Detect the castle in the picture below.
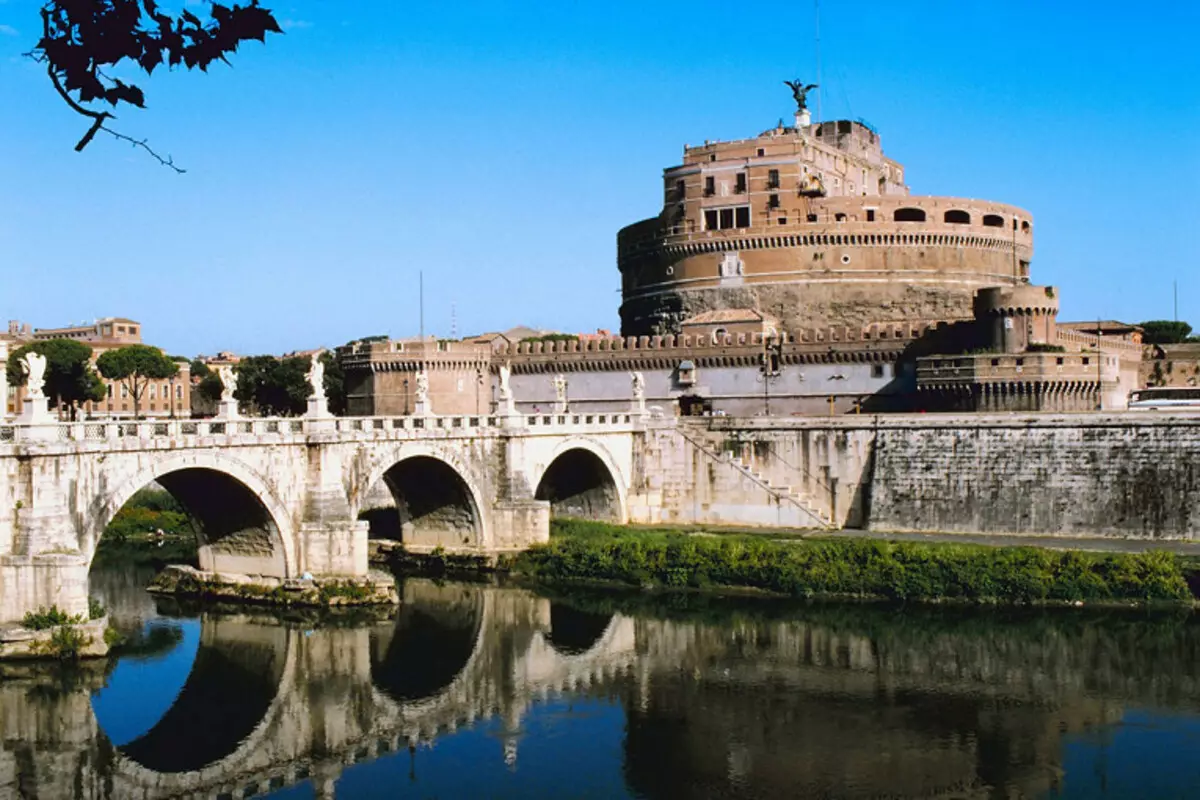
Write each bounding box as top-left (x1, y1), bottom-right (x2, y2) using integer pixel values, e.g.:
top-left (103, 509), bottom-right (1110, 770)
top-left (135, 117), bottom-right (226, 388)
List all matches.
top-left (342, 90), bottom-right (1140, 417)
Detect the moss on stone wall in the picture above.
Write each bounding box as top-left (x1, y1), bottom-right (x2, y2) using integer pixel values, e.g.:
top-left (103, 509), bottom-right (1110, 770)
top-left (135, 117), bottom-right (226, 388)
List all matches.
top-left (510, 520), bottom-right (1192, 605)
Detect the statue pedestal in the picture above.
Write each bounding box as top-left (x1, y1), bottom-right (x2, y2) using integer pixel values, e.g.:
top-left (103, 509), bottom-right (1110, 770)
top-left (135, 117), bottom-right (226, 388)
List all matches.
top-left (413, 401), bottom-right (432, 417)
top-left (216, 399), bottom-right (240, 420)
top-left (307, 397), bottom-right (330, 419)
top-left (18, 396), bottom-right (52, 426)
top-left (795, 109), bottom-right (811, 127)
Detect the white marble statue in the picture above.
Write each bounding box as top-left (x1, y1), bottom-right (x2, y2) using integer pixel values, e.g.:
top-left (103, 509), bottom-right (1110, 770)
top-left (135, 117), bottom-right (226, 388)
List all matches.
top-left (307, 351), bottom-right (326, 401)
top-left (415, 370), bottom-right (429, 405)
top-left (553, 373), bottom-right (568, 412)
top-left (218, 365), bottom-right (236, 403)
top-left (630, 371), bottom-right (645, 401)
top-left (498, 363), bottom-right (513, 400)
top-left (22, 352), bottom-right (47, 400)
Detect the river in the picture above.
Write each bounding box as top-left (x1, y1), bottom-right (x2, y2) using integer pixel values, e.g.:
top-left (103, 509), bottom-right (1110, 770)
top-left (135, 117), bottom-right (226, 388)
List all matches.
top-left (4, 564), bottom-right (1200, 799)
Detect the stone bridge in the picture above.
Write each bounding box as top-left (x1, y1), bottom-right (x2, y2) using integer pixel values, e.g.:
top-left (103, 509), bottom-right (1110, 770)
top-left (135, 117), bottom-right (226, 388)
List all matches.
top-left (0, 412), bottom-right (646, 624)
top-left (0, 580), bottom-right (638, 800)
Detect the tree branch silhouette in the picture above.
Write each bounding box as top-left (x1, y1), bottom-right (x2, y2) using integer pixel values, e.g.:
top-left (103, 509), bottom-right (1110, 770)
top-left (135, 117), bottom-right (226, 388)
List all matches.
top-left (28, 0), bottom-right (282, 171)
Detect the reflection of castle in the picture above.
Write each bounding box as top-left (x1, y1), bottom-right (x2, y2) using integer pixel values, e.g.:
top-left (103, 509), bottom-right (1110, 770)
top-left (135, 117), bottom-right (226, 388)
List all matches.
top-left (343, 90), bottom-right (1141, 416)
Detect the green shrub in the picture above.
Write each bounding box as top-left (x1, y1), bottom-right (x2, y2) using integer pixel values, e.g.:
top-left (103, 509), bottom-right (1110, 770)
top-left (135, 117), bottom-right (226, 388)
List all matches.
top-left (511, 522), bottom-right (1192, 606)
top-left (22, 606), bottom-right (84, 630)
top-left (88, 597), bottom-right (106, 620)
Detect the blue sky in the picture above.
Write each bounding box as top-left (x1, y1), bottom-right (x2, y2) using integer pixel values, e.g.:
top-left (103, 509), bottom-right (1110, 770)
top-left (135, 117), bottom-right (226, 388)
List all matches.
top-left (2, 1), bottom-right (1197, 356)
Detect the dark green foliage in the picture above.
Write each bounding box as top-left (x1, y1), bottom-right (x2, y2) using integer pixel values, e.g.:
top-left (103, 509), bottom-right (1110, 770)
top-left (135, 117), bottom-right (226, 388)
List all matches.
top-left (1025, 343), bottom-right (1066, 353)
top-left (513, 521), bottom-right (1192, 605)
top-left (44, 626), bottom-right (90, 660)
top-left (6, 339), bottom-right (106, 419)
top-left (94, 488), bottom-right (199, 566)
top-left (189, 359), bottom-right (212, 379)
top-left (231, 353), bottom-right (346, 416)
top-left (233, 355), bottom-right (308, 416)
top-left (96, 345), bottom-right (179, 419)
top-left (197, 372), bottom-right (224, 403)
top-left (28, 0), bottom-right (281, 156)
top-left (519, 333), bottom-right (580, 344)
top-left (88, 597), bottom-right (106, 620)
top-left (1140, 320), bottom-right (1193, 345)
top-left (22, 606), bottom-right (84, 630)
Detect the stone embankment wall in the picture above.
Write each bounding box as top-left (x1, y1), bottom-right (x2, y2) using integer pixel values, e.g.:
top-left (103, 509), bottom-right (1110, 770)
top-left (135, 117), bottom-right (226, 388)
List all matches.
top-left (659, 414), bottom-right (1200, 539)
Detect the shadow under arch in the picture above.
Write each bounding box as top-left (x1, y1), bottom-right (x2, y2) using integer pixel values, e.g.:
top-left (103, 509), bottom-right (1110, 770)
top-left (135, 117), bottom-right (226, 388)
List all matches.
top-left (370, 581), bottom-right (485, 704)
top-left (535, 446), bottom-right (623, 522)
top-left (97, 616), bottom-right (290, 775)
top-left (372, 455), bottom-right (484, 549)
top-left (90, 456), bottom-right (294, 579)
top-left (546, 602), bottom-right (615, 656)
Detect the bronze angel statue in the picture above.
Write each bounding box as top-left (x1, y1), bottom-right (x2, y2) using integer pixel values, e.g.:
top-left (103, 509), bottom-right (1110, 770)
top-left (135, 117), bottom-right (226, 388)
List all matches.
top-left (784, 79), bottom-right (818, 111)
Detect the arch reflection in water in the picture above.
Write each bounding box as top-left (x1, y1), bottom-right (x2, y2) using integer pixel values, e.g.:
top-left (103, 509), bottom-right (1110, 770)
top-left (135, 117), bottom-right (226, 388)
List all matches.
top-left (546, 602), bottom-right (614, 656)
top-left (370, 581), bottom-right (484, 703)
top-left (96, 614), bottom-right (289, 774)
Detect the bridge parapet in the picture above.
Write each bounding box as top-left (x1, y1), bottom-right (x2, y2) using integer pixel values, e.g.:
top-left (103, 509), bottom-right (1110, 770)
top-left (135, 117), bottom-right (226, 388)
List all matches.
top-left (0, 412), bottom-right (642, 448)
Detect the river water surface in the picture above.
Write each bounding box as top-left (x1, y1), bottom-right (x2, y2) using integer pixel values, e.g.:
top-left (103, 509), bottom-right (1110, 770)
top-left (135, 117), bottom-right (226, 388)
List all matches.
top-left (7, 565), bottom-right (1200, 799)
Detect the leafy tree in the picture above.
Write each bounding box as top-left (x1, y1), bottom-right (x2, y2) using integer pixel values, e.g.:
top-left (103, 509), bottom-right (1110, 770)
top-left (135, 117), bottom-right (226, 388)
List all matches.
top-left (6, 339), bottom-right (106, 420)
top-left (27, 0), bottom-right (282, 168)
top-left (197, 372), bottom-right (224, 403)
top-left (96, 344), bottom-right (179, 418)
top-left (189, 359), bottom-right (211, 379)
top-left (1139, 320), bottom-right (1193, 345)
top-left (234, 355), bottom-right (308, 416)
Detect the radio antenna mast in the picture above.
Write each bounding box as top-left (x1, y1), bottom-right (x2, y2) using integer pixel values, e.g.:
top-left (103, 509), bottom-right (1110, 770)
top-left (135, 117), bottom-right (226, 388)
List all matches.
top-left (814, 0), bottom-right (823, 123)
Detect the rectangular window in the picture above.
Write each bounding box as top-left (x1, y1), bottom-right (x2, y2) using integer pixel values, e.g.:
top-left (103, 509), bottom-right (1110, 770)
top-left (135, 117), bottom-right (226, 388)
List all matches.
top-left (176, 385), bottom-right (183, 399)
top-left (705, 209), bottom-right (719, 230)
top-left (704, 176), bottom-right (715, 197)
top-left (675, 179), bottom-right (685, 199)
top-left (778, 217), bottom-right (787, 225)
top-left (756, 148), bottom-right (765, 157)
top-left (767, 169), bottom-right (780, 189)
top-left (734, 207), bottom-right (750, 228)
top-left (866, 209), bottom-right (876, 222)
top-left (107, 384), bottom-right (113, 398)
top-left (807, 213), bottom-right (818, 222)
top-left (719, 208), bottom-right (734, 229)
top-left (768, 194), bottom-right (779, 209)
top-left (734, 173), bottom-right (746, 194)
top-left (871, 364), bottom-right (884, 378)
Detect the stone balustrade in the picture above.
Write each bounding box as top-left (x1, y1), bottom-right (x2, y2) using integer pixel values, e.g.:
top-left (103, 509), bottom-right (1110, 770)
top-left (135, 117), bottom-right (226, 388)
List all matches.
top-left (0, 411), bottom-right (640, 446)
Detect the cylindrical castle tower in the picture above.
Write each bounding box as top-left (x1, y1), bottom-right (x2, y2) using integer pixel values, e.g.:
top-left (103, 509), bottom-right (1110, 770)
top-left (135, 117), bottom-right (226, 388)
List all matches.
top-left (618, 115), bottom-right (1034, 336)
top-left (973, 285), bottom-right (1059, 354)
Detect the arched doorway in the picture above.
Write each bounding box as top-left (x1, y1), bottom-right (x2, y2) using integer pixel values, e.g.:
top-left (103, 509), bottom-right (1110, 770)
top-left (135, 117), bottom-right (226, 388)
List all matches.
top-left (535, 448), bottom-right (621, 521)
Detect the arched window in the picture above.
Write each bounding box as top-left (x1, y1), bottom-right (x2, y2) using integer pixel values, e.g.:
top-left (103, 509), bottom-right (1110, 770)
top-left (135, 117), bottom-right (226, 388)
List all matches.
top-left (944, 209), bottom-right (970, 225)
top-left (1022, 220), bottom-right (1031, 233)
top-left (982, 214), bottom-right (1004, 228)
top-left (835, 212), bottom-right (847, 222)
top-left (894, 207), bottom-right (926, 222)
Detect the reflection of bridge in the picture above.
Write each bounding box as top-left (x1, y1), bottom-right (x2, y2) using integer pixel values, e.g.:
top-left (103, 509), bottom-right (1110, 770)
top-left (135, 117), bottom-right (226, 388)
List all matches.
top-left (0, 580), bottom-right (638, 799)
top-left (0, 414), bottom-right (644, 623)
top-left (5, 582), bottom-right (1200, 799)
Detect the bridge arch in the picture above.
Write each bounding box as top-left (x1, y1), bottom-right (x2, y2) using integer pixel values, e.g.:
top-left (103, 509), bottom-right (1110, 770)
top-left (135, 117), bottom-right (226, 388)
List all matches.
top-left (355, 444), bottom-right (489, 550)
top-left (87, 451), bottom-right (296, 578)
top-left (534, 438), bottom-right (628, 523)
top-left (546, 602), bottom-right (616, 656)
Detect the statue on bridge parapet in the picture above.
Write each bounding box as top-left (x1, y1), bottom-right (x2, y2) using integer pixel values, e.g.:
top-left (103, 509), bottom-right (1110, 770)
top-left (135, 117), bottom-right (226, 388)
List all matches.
top-left (17, 352), bottom-right (52, 426)
top-left (216, 364), bottom-right (240, 420)
top-left (498, 363), bottom-right (517, 417)
top-left (414, 369), bottom-right (431, 416)
top-left (306, 351), bottom-right (330, 419)
top-left (630, 371), bottom-right (647, 417)
top-left (553, 374), bottom-right (569, 414)
top-left (0, 341), bottom-right (7, 421)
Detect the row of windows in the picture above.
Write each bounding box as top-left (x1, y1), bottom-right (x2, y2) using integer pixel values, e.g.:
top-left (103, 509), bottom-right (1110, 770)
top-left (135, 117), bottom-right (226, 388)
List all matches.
top-left (689, 204), bottom-right (1030, 232)
top-left (104, 384), bottom-right (183, 399)
top-left (704, 206), bottom-right (751, 231)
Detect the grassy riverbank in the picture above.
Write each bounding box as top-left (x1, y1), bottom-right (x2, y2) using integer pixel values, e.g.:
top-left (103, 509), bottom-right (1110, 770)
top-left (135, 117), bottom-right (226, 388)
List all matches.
top-left (510, 520), bottom-right (1193, 605)
top-left (92, 488), bottom-right (199, 569)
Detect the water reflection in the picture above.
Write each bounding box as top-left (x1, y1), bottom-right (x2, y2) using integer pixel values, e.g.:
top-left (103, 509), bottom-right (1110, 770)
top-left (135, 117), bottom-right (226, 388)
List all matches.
top-left (5, 571), bottom-right (1200, 798)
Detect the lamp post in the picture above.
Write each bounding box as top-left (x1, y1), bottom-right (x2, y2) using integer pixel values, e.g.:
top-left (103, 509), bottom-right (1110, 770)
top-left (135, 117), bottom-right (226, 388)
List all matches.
top-left (1096, 319), bottom-right (1103, 411)
top-left (758, 336), bottom-right (782, 416)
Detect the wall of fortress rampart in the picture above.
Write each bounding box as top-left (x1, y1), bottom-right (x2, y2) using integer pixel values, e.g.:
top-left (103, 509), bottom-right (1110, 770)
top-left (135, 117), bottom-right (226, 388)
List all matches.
top-left (691, 415), bottom-right (1200, 538)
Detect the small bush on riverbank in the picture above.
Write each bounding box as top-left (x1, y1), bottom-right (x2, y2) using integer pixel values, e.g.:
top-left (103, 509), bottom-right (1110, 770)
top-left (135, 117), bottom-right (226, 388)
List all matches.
top-left (22, 606), bottom-right (84, 630)
top-left (512, 521), bottom-right (1192, 604)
